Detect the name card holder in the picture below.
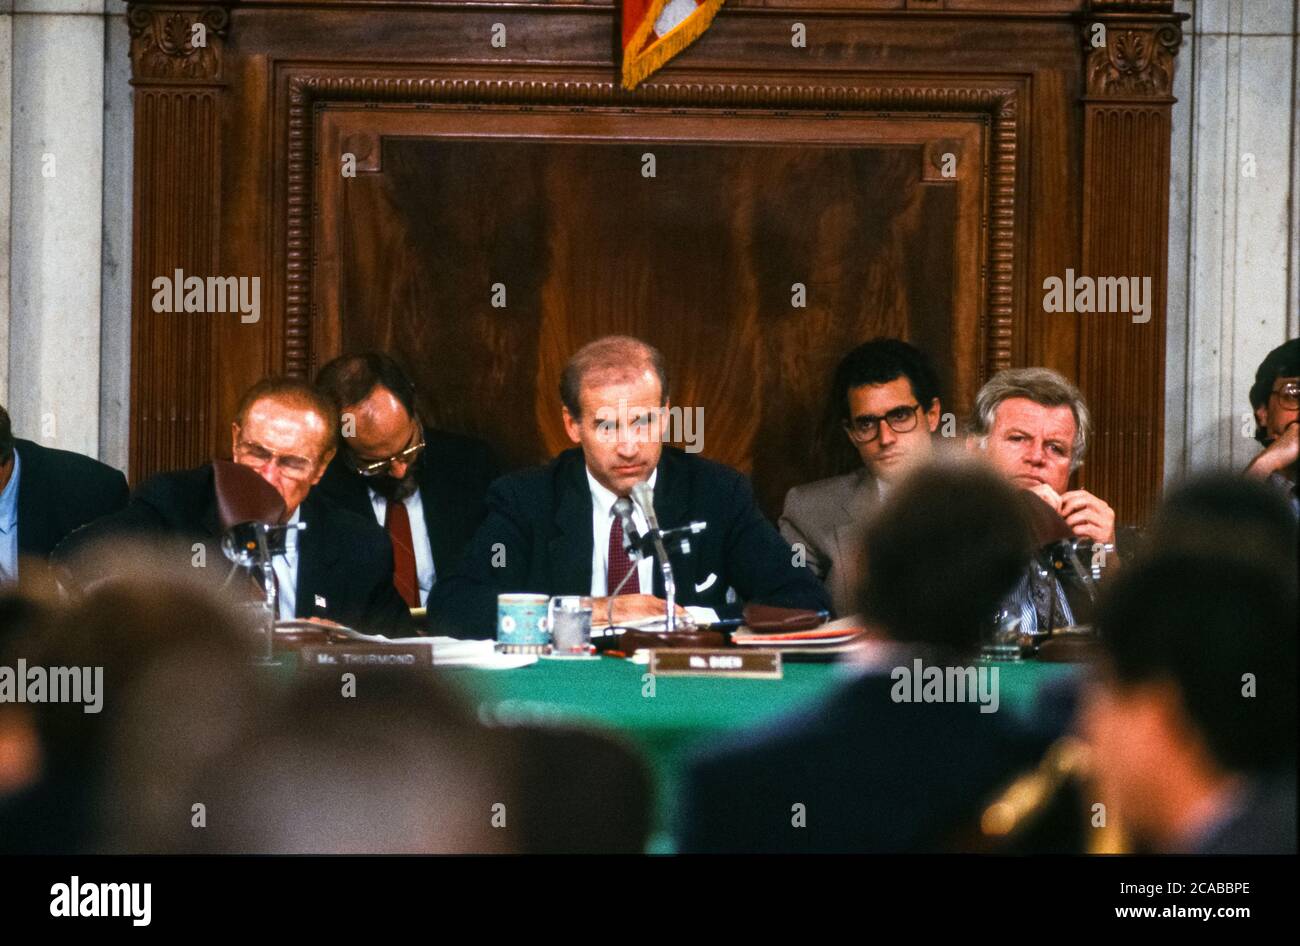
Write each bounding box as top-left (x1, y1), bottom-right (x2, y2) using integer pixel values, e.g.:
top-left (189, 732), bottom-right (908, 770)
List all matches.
top-left (649, 648), bottom-right (782, 679)
top-left (299, 645), bottom-right (433, 669)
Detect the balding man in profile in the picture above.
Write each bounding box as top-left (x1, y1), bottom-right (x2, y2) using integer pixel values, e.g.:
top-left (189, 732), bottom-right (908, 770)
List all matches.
top-left (57, 378), bottom-right (410, 635)
top-left (428, 335), bottom-right (830, 637)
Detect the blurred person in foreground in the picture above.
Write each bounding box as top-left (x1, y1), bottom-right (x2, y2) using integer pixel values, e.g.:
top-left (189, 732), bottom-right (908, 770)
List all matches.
top-left (187, 671), bottom-right (653, 854)
top-left (1081, 541), bottom-right (1296, 854)
top-left (185, 669), bottom-right (514, 854)
top-left (1244, 338), bottom-right (1299, 516)
top-left (0, 549), bottom-right (263, 853)
top-left (678, 458), bottom-right (1059, 853)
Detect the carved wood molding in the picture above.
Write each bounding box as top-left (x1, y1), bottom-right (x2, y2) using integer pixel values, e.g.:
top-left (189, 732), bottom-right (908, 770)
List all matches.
top-left (128, 4), bottom-right (230, 82)
top-left (1083, 22), bottom-right (1182, 99)
top-left (283, 72), bottom-right (1022, 380)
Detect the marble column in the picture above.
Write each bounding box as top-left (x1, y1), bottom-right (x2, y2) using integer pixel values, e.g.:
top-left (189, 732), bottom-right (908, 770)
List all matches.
top-left (1166, 0), bottom-right (1300, 480)
top-left (2, 0), bottom-right (131, 469)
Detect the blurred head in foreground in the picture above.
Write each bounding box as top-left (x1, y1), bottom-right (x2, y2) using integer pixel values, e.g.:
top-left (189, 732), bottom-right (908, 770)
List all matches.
top-left (1082, 506), bottom-right (1297, 853)
top-left (189, 669), bottom-right (515, 854)
top-left (856, 457), bottom-right (1034, 655)
top-left (0, 547), bottom-right (262, 853)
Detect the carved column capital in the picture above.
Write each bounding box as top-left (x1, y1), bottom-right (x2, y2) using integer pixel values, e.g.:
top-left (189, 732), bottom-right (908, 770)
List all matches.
top-left (1082, 20), bottom-right (1183, 99)
top-left (128, 5), bottom-right (230, 82)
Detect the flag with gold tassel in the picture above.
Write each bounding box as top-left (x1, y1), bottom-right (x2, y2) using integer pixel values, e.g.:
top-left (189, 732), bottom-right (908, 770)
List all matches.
top-left (622, 0), bottom-right (726, 90)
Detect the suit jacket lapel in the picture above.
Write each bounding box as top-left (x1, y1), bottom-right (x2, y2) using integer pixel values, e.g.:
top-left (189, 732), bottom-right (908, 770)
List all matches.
top-left (648, 450), bottom-right (695, 597)
top-left (830, 470), bottom-right (875, 608)
top-left (548, 451), bottom-right (594, 595)
top-left (15, 444), bottom-right (57, 556)
top-left (295, 495), bottom-right (338, 618)
top-left (416, 453), bottom-right (458, 576)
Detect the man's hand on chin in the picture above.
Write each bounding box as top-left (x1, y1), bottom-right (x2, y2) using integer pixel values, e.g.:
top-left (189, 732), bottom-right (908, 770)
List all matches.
top-left (596, 593), bottom-right (690, 626)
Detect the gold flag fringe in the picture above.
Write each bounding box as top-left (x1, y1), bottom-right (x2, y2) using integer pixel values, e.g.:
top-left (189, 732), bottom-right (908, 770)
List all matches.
top-left (622, 0), bottom-right (726, 91)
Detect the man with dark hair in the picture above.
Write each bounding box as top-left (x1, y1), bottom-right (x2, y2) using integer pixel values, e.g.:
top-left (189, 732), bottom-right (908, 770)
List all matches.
top-left (780, 338), bottom-right (944, 615)
top-left (0, 404), bottom-right (129, 586)
top-left (428, 334), bottom-right (829, 637)
top-left (315, 352), bottom-right (499, 610)
top-left (56, 378), bottom-right (409, 635)
top-left (680, 459), bottom-right (1055, 852)
top-left (1082, 544), bottom-right (1297, 854)
top-left (1244, 338), bottom-right (1298, 515)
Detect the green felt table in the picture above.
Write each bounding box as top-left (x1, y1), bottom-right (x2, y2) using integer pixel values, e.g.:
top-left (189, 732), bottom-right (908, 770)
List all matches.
top-left (441, 655), bottom-right (1083, 850)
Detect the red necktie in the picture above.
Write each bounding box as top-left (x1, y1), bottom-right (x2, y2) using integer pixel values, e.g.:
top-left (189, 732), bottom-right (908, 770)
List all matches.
top-left (607, 511), bottom-right (640, 595)
top-left (385, 500), bottom-right (419, 608)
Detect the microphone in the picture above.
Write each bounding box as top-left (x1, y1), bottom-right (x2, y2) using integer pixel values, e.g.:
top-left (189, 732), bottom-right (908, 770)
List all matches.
top-left (611, 497), bottom-right (642, 559)
top-left (629, 481), bottom-right (659, 533)
top-left (629, 479), bottom-right (679, 632)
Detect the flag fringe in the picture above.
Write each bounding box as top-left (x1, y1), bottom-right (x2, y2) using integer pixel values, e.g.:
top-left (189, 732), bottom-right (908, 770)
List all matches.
top-left (621, 0), bottom-right (726, 91)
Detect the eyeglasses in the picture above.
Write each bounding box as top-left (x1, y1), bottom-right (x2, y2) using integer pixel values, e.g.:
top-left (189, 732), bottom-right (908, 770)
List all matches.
top-left (349, 423), bottom-right (425, 477)
top-left (233, 436), bottom-right (319, 481)
top-left (1270, 381), bottom-right (1300, 410)
top-left (843, 404), bottom-right (922, 444)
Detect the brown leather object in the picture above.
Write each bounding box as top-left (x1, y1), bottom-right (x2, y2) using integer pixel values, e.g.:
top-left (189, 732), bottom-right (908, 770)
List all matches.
top-left (1017, 489), bottom-right (1074, 546)
top-left (617, 627), bottom-right (728, 652)
top-left (213, 459), bottom-right (287, 530)
top-left (742, 603), bottom-right (828, 633)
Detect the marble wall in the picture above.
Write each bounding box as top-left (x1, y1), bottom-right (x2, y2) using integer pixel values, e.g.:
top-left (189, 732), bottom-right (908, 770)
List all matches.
top-left (1166, 0), bottom-right (1300, 480)
top-left (0, 0), bottom-right (131, 470)
top-left (1, 1), bottom-right (1297, 486)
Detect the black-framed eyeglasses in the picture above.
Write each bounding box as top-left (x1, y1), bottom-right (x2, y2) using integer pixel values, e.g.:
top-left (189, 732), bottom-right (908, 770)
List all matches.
top-left (349, 422), bottom-right (425, 477)
top-left (842, 404), bottom-right (922, 444)
top-left (1270, 381), bottom-right (1300, 410)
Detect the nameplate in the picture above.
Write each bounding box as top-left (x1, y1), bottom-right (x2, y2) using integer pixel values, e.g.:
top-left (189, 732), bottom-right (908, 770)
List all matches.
top-left (299, 646), bottom-right (432, 669)
top-left (648, 649), bottom-right (782, 679)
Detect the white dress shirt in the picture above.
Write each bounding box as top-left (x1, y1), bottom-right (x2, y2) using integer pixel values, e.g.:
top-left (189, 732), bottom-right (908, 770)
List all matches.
top-left (588, 468), bottom-right (657, 597)
top-left (271, 507), bottom-right (302, 621)
top-left (368, 487), bottom-right (436, 606)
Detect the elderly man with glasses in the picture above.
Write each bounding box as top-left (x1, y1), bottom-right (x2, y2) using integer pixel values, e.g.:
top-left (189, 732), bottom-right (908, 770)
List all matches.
top-left (55, 378), bottom-right (411, 635)
top-left (780, 338), bottom-right (945, 617)
top-left (1245, 338), bottom-right (1299, 517)
top-left (314, 353), bottom-right (500, 613)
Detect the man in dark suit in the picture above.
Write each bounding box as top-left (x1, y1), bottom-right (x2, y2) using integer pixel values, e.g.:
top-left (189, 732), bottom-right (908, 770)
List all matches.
top-left (1080, 479), bottom-right (1297, 855)
top-left (314, 352), bottom-right (499, 611)
top-left (56, 379), bottom-right (410, 636)
top-left (679, 460), bottom-right (1059, 853)
top-left (428, 335), bottom-right (830, 638)
top-left (0, 404), bottom-right (129, 586)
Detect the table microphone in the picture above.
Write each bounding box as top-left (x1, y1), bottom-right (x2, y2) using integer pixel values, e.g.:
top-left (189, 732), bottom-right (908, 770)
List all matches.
top-left (612, 497), bottom-right (643, 560)
top-left (630, 480), bottom-right (679, 632)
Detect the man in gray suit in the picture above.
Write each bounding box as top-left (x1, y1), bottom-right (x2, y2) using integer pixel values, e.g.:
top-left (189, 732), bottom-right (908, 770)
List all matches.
top-left (780, 339), bottom-right (943, 615)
